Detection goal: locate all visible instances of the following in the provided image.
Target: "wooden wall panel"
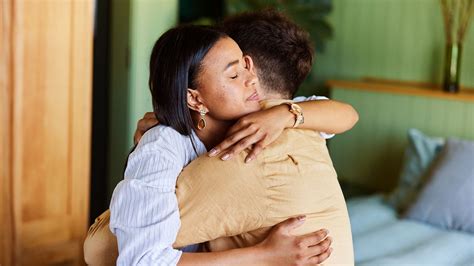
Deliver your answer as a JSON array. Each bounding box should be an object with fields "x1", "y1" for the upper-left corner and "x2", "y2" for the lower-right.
[
  {"x1": 1, "y1": 0, "x2": 92, "y2": 265},
  {"x1": 1, "y1": 0, "x2": 14, "y2": 264},
  {"x1": 20, "y1": 0, "x2": 72, "y2": 223},
  {"x1": 330, "y1": 86, "x2": 474, "y2": 192},
  {"x1": 70, "y1": 0, "x2": 93, "y2": 244}
]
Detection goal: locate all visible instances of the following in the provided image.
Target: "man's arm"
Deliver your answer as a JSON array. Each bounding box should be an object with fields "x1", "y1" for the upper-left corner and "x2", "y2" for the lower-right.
[{"x1": 178, "y1": 219, "x2": 332, "y2": 266}]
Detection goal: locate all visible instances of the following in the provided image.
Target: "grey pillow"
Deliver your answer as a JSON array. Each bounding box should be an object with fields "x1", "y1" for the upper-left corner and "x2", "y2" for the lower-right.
[
  {"x1": 405, "y1": 138, "x2": 474, "y2": 233},
  {"x1": 386, "y1": 129, "x2": 445, "y2": 212}
]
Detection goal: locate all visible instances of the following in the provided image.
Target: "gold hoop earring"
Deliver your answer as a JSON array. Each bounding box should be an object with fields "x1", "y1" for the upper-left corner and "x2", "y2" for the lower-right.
[{"x1": 197, "y1": 109, "x2": 207, "y2": 130}]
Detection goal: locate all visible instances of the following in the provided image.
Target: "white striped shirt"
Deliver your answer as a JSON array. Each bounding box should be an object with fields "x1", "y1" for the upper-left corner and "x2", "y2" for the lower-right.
[
  {"x1": 109, "y1": 96, "x2": 332, "y2": 265},
  {"x1": 110, "y1": 126, "x2": 206, "y2": 265}
]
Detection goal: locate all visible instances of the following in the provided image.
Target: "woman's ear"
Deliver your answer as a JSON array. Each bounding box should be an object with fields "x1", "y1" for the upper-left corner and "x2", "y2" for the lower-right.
[{"x1": 187, "y1": 89, "x2": 208, "y2": 112}]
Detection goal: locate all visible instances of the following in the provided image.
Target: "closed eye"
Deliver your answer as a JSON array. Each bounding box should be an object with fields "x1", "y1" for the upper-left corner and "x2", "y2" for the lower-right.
[{"x1": 230, "y1": 74, "x2": 238, "y2": 79}]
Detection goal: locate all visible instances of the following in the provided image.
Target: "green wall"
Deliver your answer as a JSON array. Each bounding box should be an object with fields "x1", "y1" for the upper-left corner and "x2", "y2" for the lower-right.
[
  {"x1": 314, "y1": 0, "x2": 474, "y2": 191},
  {"x1": 330, "y1": 87, "x2": 474, "y2": 192},
  {"x1": 108, "y1": 0, "x2": 178, "y2": 197},
  {"x1": 299, "y1": 0, "x2": 474, "y2": 96},
  {"x1": 107, "y1": 0, "x2": 474, "y2": 196}
]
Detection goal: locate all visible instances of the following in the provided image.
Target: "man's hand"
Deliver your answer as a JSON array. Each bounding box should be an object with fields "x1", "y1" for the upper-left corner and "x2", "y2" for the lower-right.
[
  {"x1": 134, "y1": 112, "x2": 159, "y2": 145},
  {"x1": 257, "y1": 216, "x2": 332, "y2": 265},
  {"x1": 208, "y1": 105, "x2": 294, "y2": 163}
]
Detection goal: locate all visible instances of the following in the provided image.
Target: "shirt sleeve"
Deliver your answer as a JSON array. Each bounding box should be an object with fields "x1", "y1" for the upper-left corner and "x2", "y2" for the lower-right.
[
  {"x1": 109, "y1": 127, "x2": 186, "y2": 266},
  {"x1": 292, "y1": 95, "x2": 335, "y2": 139}
]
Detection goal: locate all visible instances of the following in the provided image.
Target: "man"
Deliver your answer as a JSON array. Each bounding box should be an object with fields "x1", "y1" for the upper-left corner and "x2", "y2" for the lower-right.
[{"x1": 85, "y1": 10, "x2": 357, "y2": 265}]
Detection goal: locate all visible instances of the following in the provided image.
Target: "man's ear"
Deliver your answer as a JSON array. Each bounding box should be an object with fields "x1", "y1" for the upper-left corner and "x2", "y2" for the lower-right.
[
  {"x1": 244, "y1": 55, "x2": 256, "y2": 75},
  {"x1": 187, "y1": 89, "x2": 208, "y2": 112}
]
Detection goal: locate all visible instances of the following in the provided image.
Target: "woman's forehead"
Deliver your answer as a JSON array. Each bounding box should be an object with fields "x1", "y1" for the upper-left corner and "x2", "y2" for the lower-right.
[{"x1": 202, "y1": 37, "x2": 243, "y2": 71}]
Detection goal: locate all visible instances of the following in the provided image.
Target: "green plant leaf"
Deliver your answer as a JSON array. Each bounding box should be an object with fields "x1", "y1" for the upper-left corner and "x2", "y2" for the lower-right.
[{"x1": 225, "y1": 0, "x2": 333, "y2": 53}]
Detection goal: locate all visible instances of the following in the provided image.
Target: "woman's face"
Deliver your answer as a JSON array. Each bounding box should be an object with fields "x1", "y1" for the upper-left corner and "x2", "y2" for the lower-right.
[{"x1": 194, "y1": 37, "x2": 261, "y2": 121}]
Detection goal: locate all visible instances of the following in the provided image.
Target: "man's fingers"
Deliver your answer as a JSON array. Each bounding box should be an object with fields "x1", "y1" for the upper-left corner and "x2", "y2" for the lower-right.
[
  {"x1": 137, "y1": 118, "x2": 158, "y2": 132},
  {"x1": 307, "y1": 247, "x2": 332, "y2": 265},
  {"x1": 303, "y1": 236, "x2": 331, "y2": 257},
  {"x1": 140, "y1": 118, "x2": 158, "y2": 129},
  {"x1": 143, "y1": 112, "x2": 156, "y2": 119},
  {"x1": 276, "y1": 216, "x2": 306, "y2": 235},
  {"x1": 134, "y1": 112, "x2": 158, "y2": 145},
  {"x1": 133, "y1": 132, "x2": 143, "y2": 146},
  {"x1": 299, "y1": 229, "x2": 329, "y2": 247}
]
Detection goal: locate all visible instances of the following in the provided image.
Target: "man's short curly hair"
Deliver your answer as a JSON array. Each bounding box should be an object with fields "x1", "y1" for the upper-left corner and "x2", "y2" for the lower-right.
[{"x1": 221, "y1": 9, "x2": 313, "y2": 98}]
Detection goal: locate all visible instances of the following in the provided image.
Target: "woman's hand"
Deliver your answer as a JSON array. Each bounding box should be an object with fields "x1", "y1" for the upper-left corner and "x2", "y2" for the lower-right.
[
  {"x1": 257, "y1": 216, "x2": 332, "y2": 265},
  {"x1": 134, "y1": 112, "x2": 159, "y2": 145},
  {"x1": 209, "y1": 104, "x2": 293, "y2": 163}
]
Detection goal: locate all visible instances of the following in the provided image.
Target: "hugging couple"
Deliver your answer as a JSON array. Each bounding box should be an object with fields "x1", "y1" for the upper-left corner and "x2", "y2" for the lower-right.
[{"x1": 84, "y1": 9, "x2": 358, "y2": 266}]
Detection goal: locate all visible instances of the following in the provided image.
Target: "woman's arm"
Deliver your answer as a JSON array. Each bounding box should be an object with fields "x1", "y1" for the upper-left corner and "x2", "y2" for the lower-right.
[
  {"x1": 295, "y1": 99, "x2": 359, "y2": 134},
  {"x1": 208, "y1": 98, "x2": 358, "y2": 162},
  {"x1": 179, "y1": 217, "x2": 332, "y2": 266},
  {"x1": 131, "y1": 98, "x2": 359, "y2": 161}
]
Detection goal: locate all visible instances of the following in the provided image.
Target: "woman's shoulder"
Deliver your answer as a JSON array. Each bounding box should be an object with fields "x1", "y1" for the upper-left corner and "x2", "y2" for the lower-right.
[
  {"x1": 139, "y1": 125, "x2": 185, "y2": 145},
  {"x1": 134, "y1": 125, "x2": 205, "y2": 163},
  {"x1": 137, "y1": 125, "x2": 194, "y2": 152},
  {"x1": 124, "y1": 125, "x2": 190, "y2": 184}
]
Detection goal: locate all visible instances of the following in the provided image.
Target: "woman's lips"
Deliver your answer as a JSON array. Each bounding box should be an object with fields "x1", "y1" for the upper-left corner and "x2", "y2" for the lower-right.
[{"x1": 247, "y1": 91, "x2": 260, "y2": 101}]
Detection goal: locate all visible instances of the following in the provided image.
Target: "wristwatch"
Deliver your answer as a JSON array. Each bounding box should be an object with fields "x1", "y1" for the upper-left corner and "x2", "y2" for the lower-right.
[{"x1": 284, "y1": 102, "x2": 304, "y2": 128}]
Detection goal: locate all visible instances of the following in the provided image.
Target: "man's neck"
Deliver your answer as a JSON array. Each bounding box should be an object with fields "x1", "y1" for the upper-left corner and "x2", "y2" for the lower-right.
[{"x1": 261, "y1": 91, "x2": 288, "y2": 100}]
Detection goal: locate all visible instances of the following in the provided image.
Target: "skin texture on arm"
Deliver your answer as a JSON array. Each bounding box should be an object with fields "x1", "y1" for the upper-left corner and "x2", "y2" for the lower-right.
[
  {"x1": 296, "y1": 99, "x2": 359, "y2": 134},
  {"x1": 83, "y1": 211, "x2": 332, "y2": 265},
  {"x1": 178, "y1": 217, "x2": 332, "y2": 266},
  {"x1": 133, "y1": 99, "x2": 359, "y2": 162},
  {"x1": 209, "y1": 99, "x2": 359, "y2": 162}
]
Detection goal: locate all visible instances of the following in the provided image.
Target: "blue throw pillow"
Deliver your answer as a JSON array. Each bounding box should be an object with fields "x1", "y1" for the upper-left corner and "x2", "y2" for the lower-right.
[
  {"x1": 405, "y1": 138, "x2": 474, "y2": 233},
  {"x1": 386, "y1": 129, "x2": 445, "y2": 212}
]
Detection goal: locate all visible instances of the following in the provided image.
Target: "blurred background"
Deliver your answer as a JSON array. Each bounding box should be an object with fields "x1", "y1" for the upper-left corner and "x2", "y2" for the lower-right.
[
  {"x1": 102, "y1": 0, "x2": 474, "y2": 204},
  {"x1": 1, "y1": 0, "x2": 473, "y2": 265},
  {"x1": 100, "y1": 2, "x2": 474, "y2": 264}
]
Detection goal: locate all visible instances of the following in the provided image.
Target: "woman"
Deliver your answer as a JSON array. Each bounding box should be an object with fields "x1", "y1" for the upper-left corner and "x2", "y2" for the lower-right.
[{"x1": 110, "y1": 25, "x2": 343, "y2": 265}]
